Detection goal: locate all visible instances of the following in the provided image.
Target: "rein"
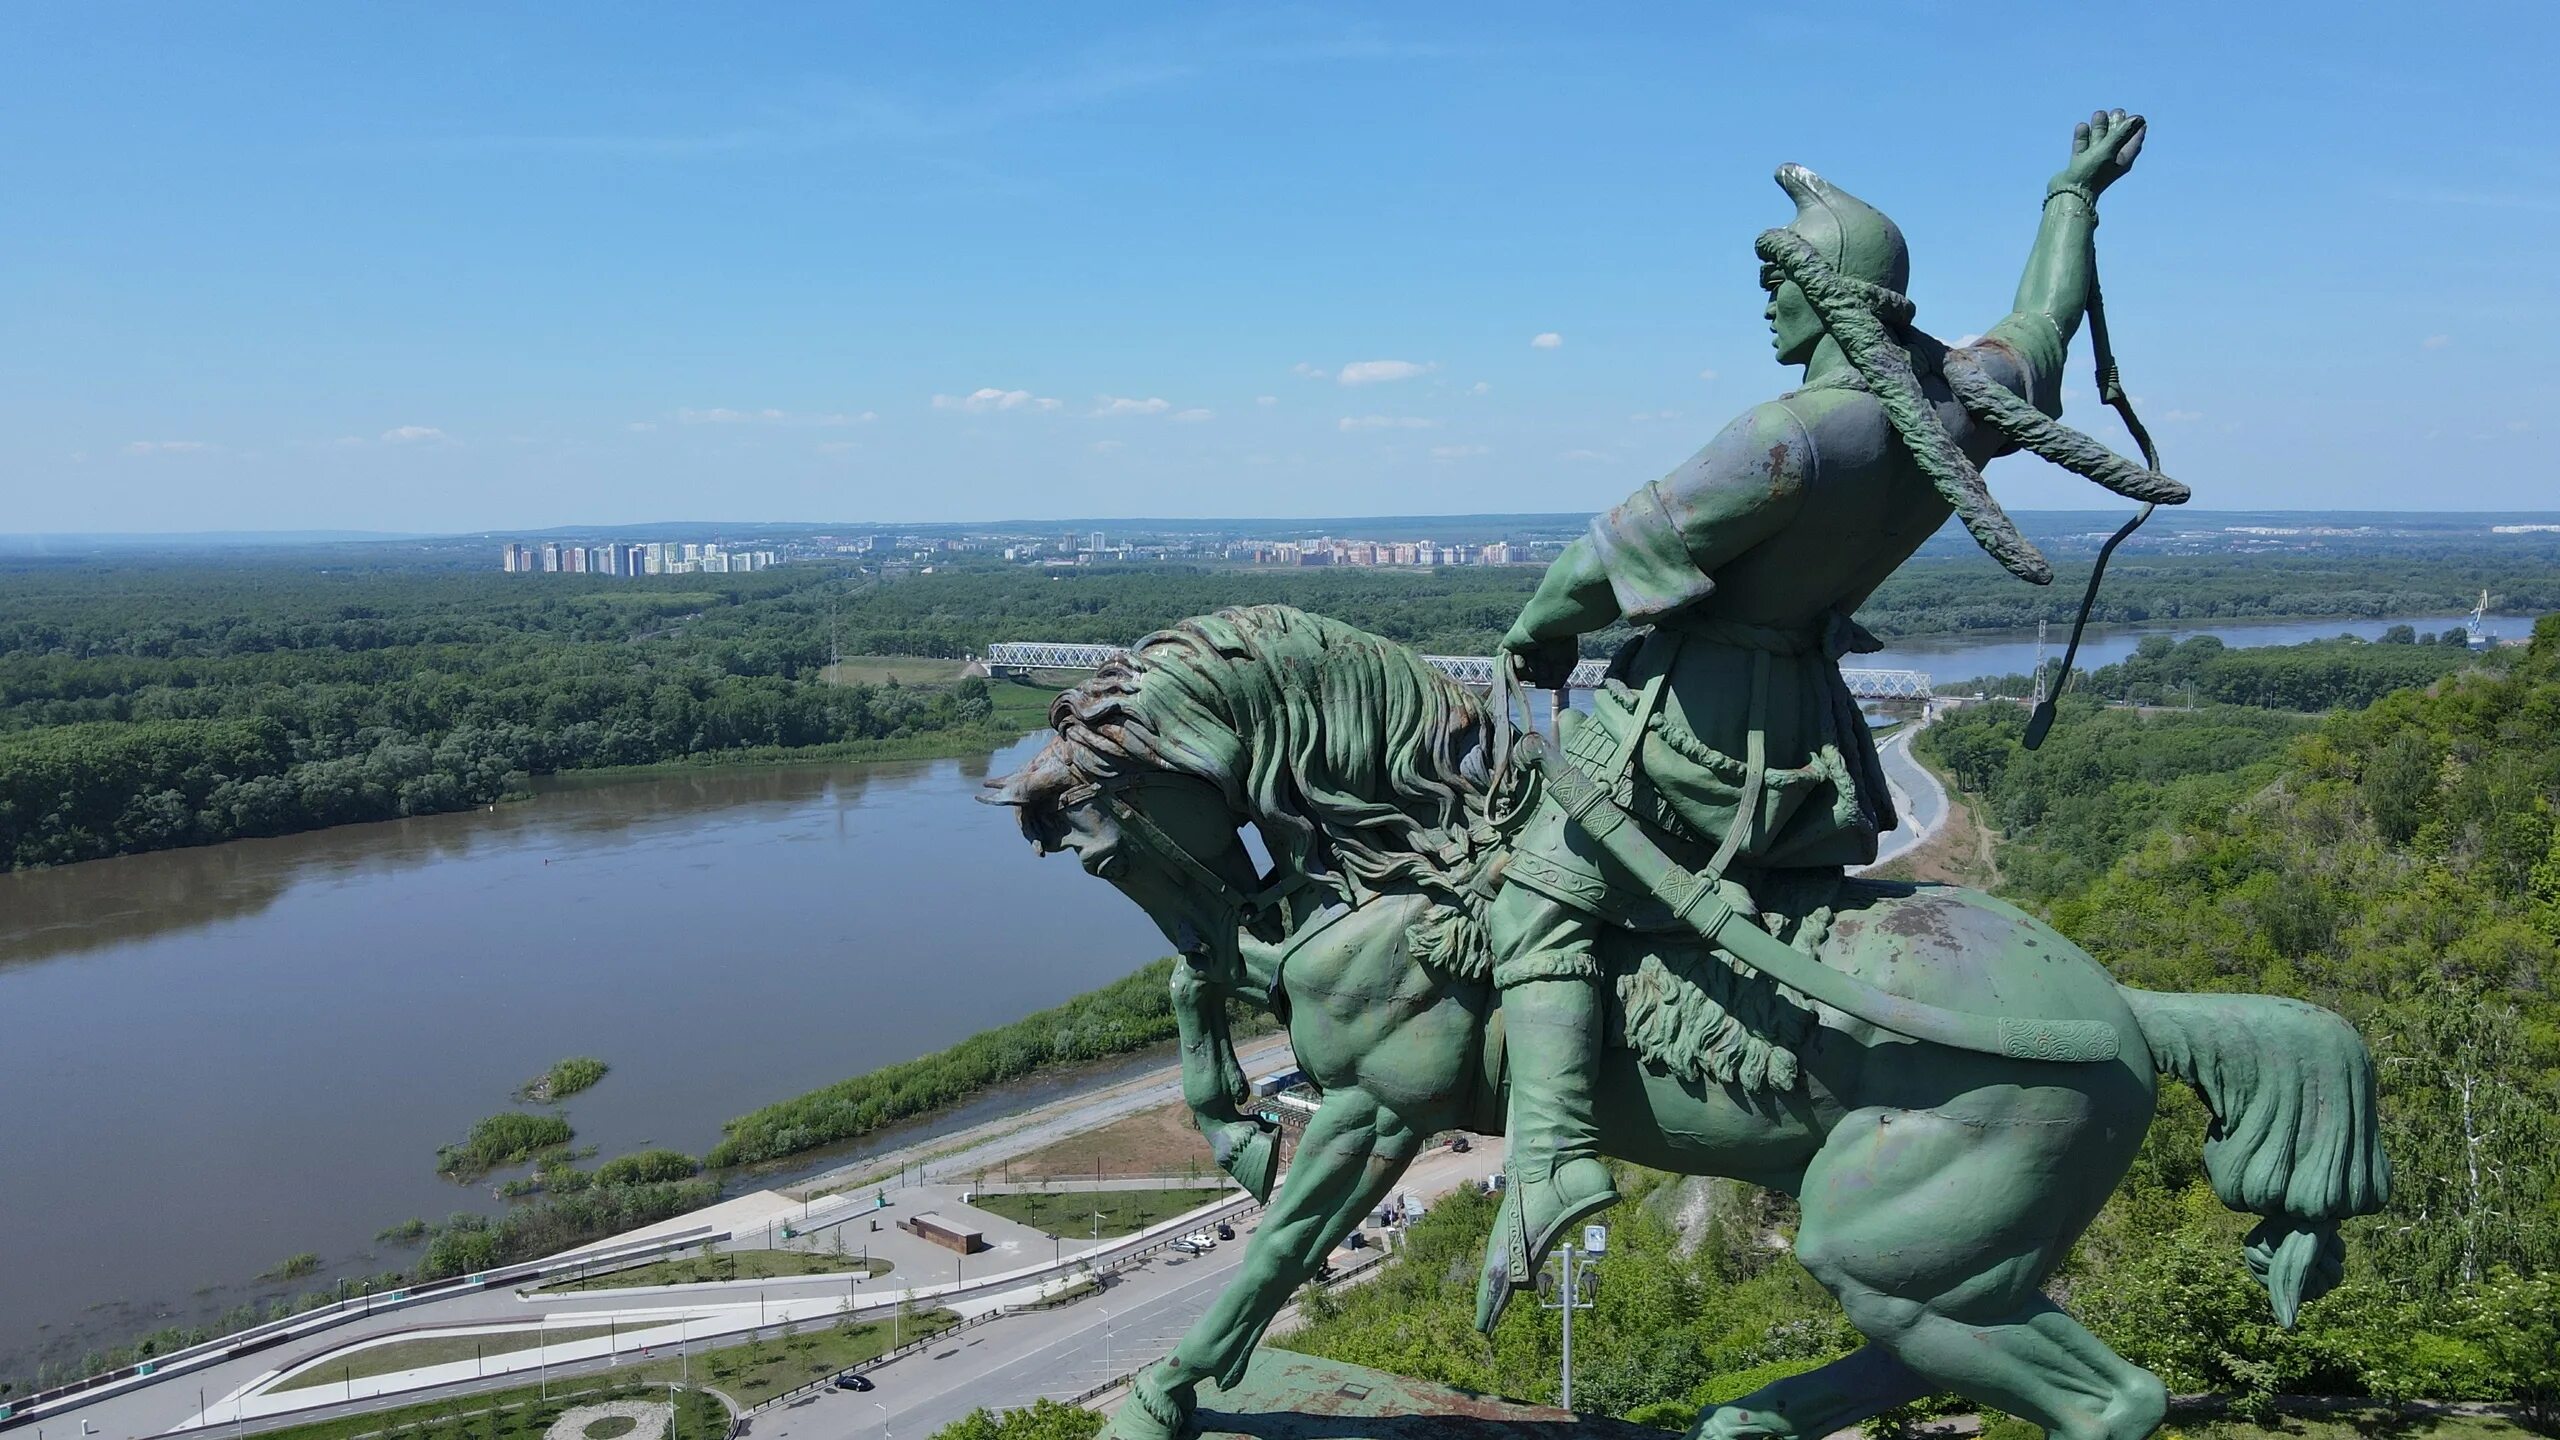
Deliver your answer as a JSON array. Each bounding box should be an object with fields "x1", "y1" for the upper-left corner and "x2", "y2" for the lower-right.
[{"x1": 2023, "y1": 248, "x2": 2162, "y2": 749}]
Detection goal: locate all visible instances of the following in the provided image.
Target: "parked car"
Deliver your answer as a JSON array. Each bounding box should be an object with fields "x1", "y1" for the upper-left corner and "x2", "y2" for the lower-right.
[
  {"x1": 1168, "y1": 1237, "x2": 1207, "y2": 1255},
  {"x1": 1215, "y1": 1222, "x2": 1235, "y2": 1241},
  {"x1": 832, "y1": 1372, "x2": 875, "y2": 1393},
  {"x1": 1344, "y1": 1231, "x2": 1368, "y2": 1250},
  {"x1": 1187, "y1": 1230, "x2": 1218, "y2": 1248},
  {"x1": 1449, "y1": 1135, "x2": 1471, "y2": 1153}
]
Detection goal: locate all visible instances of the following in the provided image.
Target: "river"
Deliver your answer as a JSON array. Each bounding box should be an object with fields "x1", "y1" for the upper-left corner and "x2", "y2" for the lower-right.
[{"x1": 0, "y1": 610, "x2": 2531, "y2": 1376}]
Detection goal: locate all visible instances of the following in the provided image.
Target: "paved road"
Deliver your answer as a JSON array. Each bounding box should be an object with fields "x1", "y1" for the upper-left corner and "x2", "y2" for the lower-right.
[
  {"x1": 742, "y1": 1141, "x2": 1500, "y2": 1440},
  {"x1": 1860, "y1": 707, "x2": 1948, "y2": 872}
]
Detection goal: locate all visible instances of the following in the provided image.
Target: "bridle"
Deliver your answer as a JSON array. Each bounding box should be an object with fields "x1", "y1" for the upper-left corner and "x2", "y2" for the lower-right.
[{"x1": 1056, "y1": 776, "x2": 1326, "y2": 976}]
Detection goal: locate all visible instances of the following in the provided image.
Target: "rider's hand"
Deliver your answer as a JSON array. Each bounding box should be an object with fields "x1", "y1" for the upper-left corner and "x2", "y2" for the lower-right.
[
  {"x1": 1501, "y1": 631, "x2": 1580, "y2": 691},
  {"x1": 2054, "y1": 108, "x2": 2144, "y2": 197}
]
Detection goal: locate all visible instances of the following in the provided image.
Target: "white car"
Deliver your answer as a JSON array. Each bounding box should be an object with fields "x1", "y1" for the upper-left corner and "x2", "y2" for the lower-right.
[{"x1": 1167, "y1": 1237, "x2": 1208, "y2": 1255}]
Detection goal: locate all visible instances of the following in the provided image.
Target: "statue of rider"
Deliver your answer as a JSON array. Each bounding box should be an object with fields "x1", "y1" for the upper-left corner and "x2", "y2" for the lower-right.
[{"x1": 1480, "y1": 111, "x2": 2185, "y2": 1310}]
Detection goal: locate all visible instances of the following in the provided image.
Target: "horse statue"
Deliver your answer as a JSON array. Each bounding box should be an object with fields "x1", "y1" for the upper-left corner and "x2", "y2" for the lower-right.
[{"x1": 987, "y1": 605, "x2": 2387, "y2": 1440}]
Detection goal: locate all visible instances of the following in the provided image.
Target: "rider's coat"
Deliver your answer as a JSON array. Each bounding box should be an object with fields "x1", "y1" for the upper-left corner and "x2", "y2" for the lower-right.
[{"x1": 1503, "y1": 317, "x2": 2065, "y2": 917}]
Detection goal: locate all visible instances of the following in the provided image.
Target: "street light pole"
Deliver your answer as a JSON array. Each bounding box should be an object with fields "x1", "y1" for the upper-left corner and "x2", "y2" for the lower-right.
[{"x1": 1538, "y1": 1238, "x2": 1601, "y2": 1412}]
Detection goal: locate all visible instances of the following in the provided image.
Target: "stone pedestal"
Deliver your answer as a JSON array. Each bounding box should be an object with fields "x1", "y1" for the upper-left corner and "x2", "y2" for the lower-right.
[{"x1": 1124, "y1": 1351, "x2": 1659, "y2": 1440}]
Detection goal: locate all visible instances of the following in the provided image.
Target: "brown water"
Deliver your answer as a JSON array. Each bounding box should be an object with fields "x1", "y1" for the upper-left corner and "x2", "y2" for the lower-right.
[{"x1": 0, "y1": 735, "x2": 1158, "y2": 1379}]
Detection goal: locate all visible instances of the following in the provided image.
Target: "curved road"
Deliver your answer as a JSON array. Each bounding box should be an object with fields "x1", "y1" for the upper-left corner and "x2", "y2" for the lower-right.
[{"x1": 1858, "y1": 706, "x2": 1948, "y2": 873}]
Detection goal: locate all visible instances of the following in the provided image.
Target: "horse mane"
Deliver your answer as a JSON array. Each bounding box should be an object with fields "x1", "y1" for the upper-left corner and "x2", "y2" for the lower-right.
[
  {"x1": 1049, "y1": 606, "x2": 1497, "y2": 885},
  {"x1": 1043, "y1": 605, "x2": 1501, "y2": 975},
  {"x1": 1026, "y1": 604, "x2": 1812, "y2": 1090}
]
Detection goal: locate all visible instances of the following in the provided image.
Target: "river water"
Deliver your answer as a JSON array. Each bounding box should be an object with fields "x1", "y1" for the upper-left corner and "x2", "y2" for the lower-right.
[{"x1": 0, "y1": 610, "x2": 2530, "y2": 1374}]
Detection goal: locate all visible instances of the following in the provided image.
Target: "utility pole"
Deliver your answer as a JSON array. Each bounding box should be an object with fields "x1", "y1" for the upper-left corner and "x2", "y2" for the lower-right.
[
  {"x1": 2029, "y1": 617, "x2": 2051, "y2": 710},
  {"x1": 1537, "y1": 1226, "x2": 1605, "y2": 1412}
]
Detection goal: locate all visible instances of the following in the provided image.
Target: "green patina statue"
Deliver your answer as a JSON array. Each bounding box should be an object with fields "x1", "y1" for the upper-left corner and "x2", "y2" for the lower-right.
[{"x1": 988, "y1": 114, "x2": 2387, "y2": 1440}]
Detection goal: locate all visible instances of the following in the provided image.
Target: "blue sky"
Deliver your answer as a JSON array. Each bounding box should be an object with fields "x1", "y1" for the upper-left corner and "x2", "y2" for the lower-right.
[{"x1": 2, "y1": 3, "x2": 2553, "y2": 533}]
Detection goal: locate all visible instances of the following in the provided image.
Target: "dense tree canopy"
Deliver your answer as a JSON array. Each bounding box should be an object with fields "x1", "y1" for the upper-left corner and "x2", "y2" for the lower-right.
[{"x1": 0, "y1": 560, "x2": 1003, "y2": 868}]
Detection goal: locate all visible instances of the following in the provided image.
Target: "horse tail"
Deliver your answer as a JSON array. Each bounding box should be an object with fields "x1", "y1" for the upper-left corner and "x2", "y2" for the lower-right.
[{"x1": 2121, "y1": 986, "x2": 2391, "y2": 1326}]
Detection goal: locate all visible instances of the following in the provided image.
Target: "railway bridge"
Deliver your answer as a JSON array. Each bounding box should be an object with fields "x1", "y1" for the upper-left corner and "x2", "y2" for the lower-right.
[{"x1": 981, "y1": 640, "x2": 1933, "y2": 701}]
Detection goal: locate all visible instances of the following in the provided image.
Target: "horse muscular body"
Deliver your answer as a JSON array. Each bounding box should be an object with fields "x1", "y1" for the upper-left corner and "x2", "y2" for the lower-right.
[{"x1": 991, "y1": 607, "x2": 2384, "y2": 1440}]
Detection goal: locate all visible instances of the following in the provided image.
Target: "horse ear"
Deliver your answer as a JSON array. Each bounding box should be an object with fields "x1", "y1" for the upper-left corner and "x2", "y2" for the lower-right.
[{"x1": 980, "y1": 741, "x2": 1074, "y2": 808}]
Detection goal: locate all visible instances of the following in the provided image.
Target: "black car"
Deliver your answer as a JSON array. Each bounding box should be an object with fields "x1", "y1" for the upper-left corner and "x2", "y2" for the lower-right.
[
  {"x1": 832, "y1": 1372, "x2": 875, "y2": 1393},
  {"x1": 1215, "y1": 1222, "x2": 1235, "y2": 1240}
]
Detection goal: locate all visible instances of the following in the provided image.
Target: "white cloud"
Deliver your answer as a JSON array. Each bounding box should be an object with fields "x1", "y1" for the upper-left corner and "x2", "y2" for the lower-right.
[
  {"x1": 1337, "y1": 359, "x2": 1434, "y2": 385},
  {"x1": 1560, "y1": 448, "x2": 1614, "y2": 462},
  {"x1": 1954, "y1": 334, "x2": 1983, "y2": 347},
  {"x1": 1092, "y1": 439, "x2": 1127, "y2": 454},
  {"x1": 1469, "y1": 381, "x2": 1491, "y2": 395},
  {"x1": 1172, "y1": 408, "x2": 1215, "y2": 423},
  {"x1": 816, "y1": 440, "x2": 861, "y2": 456},
  {"x1": 934, "y1": 388, "x2": 1061, "y2": 413},
  {"x1": 124, "y1": 439, "x2": 216, "y2": 455},
  {"x1": 816, "y1": 411, "x2": 878, "y2": 426},
  {"x1": 1092, "y1": 396, "x2": 1172, "y2": 417},
  {"x1": 1338, "y1": 415, "x2": 1437, "y2": 432},
  {"x1": 381, "y1": 426, "x2": 447, "y2": 444},
  {"x1": 1255, "y1": 395, "x2": 1279, "y2": 407},
  {"x1": 1697, "y1": 369, "x2": 1719, "y2": 383},
  {"x1": 1629, "y1": 409, "x2": 1681, "y2": 423},
  {"x1": 1530, "y1": 332, "x2": 1564, "y2": 349},
  {"x1": 627, "y1": 421, "x2": 659, "y2": 433},
  {"x1": 1291, "y1": 363, "x2": 1329, "y2": 380},
  {"x1": 1430, "y1": 444, "x2": 1492, "y2": 461},
  {"x1": 2422, "y1": 334, "x2": 2452, "y2": 349},
  {"x1": 2161, "y1": 409, "x2": 2205, "y2": 423},
  {"x1": 2509, "y1": 419, "x2": 2533, "y2": 432}
]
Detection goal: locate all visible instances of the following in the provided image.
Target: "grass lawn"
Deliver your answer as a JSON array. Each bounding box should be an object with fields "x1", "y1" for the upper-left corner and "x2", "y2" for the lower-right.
[
  {"x1": 248, "y1": 1379, "x2": 728, "y2": 1440},
  {"x1": 271, "y1": 1326, "x2": 620, "y2": 1392},
  {"x1": 989, "y1": 678, "x2": 1064, "y2": 726},
  {"x1": 625, "y1": 1309, "x2": 961, "y2": 1408},
  {"x1": 997, "y1": 1101, "x2": 1212, "y2": 1180},
  {"x1": 542, "y1": 1250, "x2": 890, "y2": 1293},
  {"x1": 965, "y1": 1185, "x2": 1232, "y2": 1239}
]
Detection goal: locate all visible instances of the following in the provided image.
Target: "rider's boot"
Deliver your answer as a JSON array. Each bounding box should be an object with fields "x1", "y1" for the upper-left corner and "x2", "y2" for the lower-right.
[{"x1": 1475, "y1": 975, "x2": 1616, "y2": 1332}]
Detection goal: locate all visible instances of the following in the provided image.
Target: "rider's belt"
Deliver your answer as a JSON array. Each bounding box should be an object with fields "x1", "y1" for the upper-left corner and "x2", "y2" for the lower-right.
[{"x1": 1530, "y1": 732, "x2": 2119, "y2": 1066}]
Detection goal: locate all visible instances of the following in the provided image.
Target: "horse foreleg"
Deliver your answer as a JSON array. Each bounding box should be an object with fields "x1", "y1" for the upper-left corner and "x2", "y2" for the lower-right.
[{"x1": 1109, "y1": 1086, "x2": 1420, "y2": 1440}]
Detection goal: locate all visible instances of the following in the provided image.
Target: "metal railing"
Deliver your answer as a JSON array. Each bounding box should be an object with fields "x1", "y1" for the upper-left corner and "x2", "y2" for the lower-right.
[{"x1": 0, "y1": 1227, "x2": 724, "y2": 1431}]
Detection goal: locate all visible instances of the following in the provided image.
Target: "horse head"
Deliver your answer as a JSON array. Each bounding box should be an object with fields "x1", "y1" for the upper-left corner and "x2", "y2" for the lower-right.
[{"x1": 984, "y1": 731, "x2": 1280, "y2": 992}]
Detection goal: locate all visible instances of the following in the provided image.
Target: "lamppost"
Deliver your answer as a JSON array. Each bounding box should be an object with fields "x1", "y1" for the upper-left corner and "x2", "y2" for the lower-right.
[{"x1": 1537, "y1": 1227, "x2": 1605, "y2": 1412}]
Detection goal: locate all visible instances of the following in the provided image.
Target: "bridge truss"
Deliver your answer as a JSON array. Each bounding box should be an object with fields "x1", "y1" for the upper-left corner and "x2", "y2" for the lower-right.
[{"x1": 982, "y1": 641, "x2": 1932, "y2": 702}]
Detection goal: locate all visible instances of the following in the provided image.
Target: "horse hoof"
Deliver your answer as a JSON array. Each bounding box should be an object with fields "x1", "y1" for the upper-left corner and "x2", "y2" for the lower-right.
[
  {"x1": 1106, "y1": 1371, "x2": 1196, "y2": 1440},
  {"x1": 1694, "y1": 1404, "x2": 1785, "y2": 1440}
]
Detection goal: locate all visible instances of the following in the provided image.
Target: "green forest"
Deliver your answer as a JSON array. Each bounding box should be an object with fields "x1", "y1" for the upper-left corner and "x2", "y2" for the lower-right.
[
  {"x1": 816, "y1": 548, "x2": 2560, "y2": 660},
  {"x1": 709, "y1": 956, "x2": 1203, "y2": 1168},
  {"x1": 1950, "y1": 629, "x2": 2487, "y2": 711},
  {"x1": 4, "y1": 544, "x2": 2551, "y2": 870},
  {"x1": 0, "y1": 559, "x2": 1009, "y2": 868},
  {"x1": 1283, "y1": 617, "x2": 2560, "y2": 1430}
]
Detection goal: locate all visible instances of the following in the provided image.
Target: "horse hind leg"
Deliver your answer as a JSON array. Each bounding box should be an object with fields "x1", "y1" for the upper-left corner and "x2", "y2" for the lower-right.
[
  {"x1": 1690, "y1": 1345, "x2": 1932, "y2": 1440},
  {"x1": 1785, "y1": 1109, "x2": 2168, "y2": 1440}
]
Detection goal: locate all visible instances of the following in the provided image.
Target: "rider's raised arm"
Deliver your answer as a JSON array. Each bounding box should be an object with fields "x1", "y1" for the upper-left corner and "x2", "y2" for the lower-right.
[{"x1": 1982, "y1": 110, "x2": 2147, "y2": 418}]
